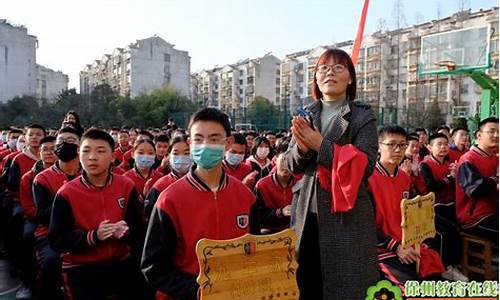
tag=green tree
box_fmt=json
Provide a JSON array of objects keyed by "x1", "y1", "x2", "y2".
[
  {"x1": 247, "y1": 96, "x2": 280, "y2": 131},
  {"x1": 425, "y1": 99, "x2": 446, "y2": 131}
]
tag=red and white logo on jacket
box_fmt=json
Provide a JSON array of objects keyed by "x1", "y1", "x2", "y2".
[
  {"x1": 236, "y1": 214, "x2": 249, "y2": 229},
  {"x1": 117, "y1": 197, "x2": 126, "y2": 209}
]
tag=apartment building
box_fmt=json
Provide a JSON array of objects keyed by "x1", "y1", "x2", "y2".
[
  {"x1": 35, "y1": 64, "x2": 68, "y2": 101},
  {"x1": 80, "y1": 36, "x2": 191, "y2": 98},
  {"x1": 0, "y1": 20, "x2": 37, "y2": 103},
  {"x1": 193, "y1": 53, "x2": 281, "y2": 123}
]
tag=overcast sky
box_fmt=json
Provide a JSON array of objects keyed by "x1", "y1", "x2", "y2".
[{"x1": 2, "y1": 0, "x2": 497, "y2": 90}]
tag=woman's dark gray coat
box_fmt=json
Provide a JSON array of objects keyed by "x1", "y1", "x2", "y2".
[{"x1": 285, "y1": 99, "x2": 380, "y2": 299}]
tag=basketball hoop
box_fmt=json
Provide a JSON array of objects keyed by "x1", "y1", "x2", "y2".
[{"x1": 435, "y1": 60, "x2": 457, "y2": 71}]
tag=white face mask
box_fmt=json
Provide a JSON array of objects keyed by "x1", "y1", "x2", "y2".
[
  {"x1": 256, "y1": 147, "x2": 270, "y2": 159},
  {"x1": 16, "y1": 140, "x2": 26, "y2": 151}
]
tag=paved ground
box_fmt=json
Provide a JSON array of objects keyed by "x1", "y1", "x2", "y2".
[{"x1": 0, "y1": 260, "x2": 19, "y2": 300}]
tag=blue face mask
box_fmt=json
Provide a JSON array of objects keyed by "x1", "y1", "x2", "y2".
[
  {"x1": 135, "y1": 154, "x2": 155, "y2": 169},
  {"x1": 7, "y1": 139, "x2": 17, "y2": 151},
  {"x1": 191, "y1": 144, "x2": 225, "y2": 170},
  {"x1": 169, "y1": 155, "x2": 193, "y2": 174},
  {"x1": 225, "y1": 152, "x2": 245, "y2": 166}
]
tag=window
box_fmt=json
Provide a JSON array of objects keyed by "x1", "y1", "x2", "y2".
[
  {"x1": 276, "y1": 78, "x2": 280, "y2": 85},
  {"x1": 164, "y1": 53, "x2": 171, "y2": 62}
]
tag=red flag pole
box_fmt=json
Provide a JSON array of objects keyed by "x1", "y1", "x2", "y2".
[{"x1": 351, "y1": 0, "x2": 370, "y2": 65}]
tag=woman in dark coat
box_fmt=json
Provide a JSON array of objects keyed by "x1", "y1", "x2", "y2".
[{"x1": 284, "y1": 48, "x2": 379, "y2": 299}]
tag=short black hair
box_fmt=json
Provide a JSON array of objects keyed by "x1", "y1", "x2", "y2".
[
  {"x1": 81, "y1": 128, "x2": 115, "y2": 150},
  {"x1": 378, "y1": 125, "x2": 407, "y2": 141},
  {"x1": 118, "y1": 130, "x2": 129, "y2": 135},
  {"x1": 276, "y1": 137, "x2": 291, "y2": 154},
  {"x1": 58, "y1": 125, "x2": 82, "y2": 138},
  {"x1": 138, "y1": 130, "x2": 154, "y2": 141},
  {"x1": 27, "y1": 124, "x2": 46, "y2": 135},
  {"x1": 154, "y1": 134, "x2": 170, "y2": 144},
  {"x1": 188, "y1": 108, "x2": 231, "y2": 137},
  {"x1": 232, "y1": 133, "x2": 246, "y2": 146},
  {"x1": 245, "y1": 131, "x2": 257, "y2": 138},
  {"x1": 251, "y1": 136, "x2": 270, "y2": 155},
  {"x1": 167, "y1": 134, "x2": 189, "y2": 154},
  {"x1": 40, "y1": 136, "x2": 56, "y2": 145},
  {"x1": 436, "y1": 125, "x2": 451, "y2": 132},
  {"x1": 428, "y1": 133, "x2": 449, "y2": 145},
  {"x1": 8, "y1": 128, "x2": 23, "y2": 135},
  {"x1": 478, "y1": 117, "x2": 499, "y2": 131},
  {"x1": 407, "y1": 133, "x2": 419, "y2": 143},
  {"x1": 451, "y1": 127, "x2": 468, "y2": 136},
  {"x1": 133, "y1": 139, "x2": 156, "y2": 151},
  {"x1": 414, "y1": 128, "x2": 427, "y2": 134},
  {"x1": 265, "y1": 131, "x2": 276, "y2": 136}
]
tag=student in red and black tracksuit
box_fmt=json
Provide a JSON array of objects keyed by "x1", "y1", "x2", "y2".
[
  {"x1": 49, "y1": 129, "x2": 145, "y2": 300},
  {"x1": 33, "y1": 127, "x2": 82, "y2": 300},
  {"x1": 144, "y1": 134, "x2": 191, "y2": 219},
  {"x1": 222, "y1": 133, "x2": 253, "y2": 181},
  {"x1": 123, "y1": 139, "x2": 163, "y2": 203},
  {"x1": 142, "y1": 108, "x2": 259, "y2": 300},
  {"x1": 119, "y1": 130, "x2": 154, "y2": 171},
  {"x1": 449, "y1": 127, "x2": 469, "y2": 162},
  {"x1": 153, "y1": 134, "x2": 170, "y2": 170},
  {"x1": 400, "y1": 134, "x2": 427, "y2": 196},
  {"x1": 18, "y1": 136, "x2": 57, "y2": 298},
  {"x1": 456, "y1": 117, "x2": 499, "y2": 244},
  {"x1": 415, "y1": 128, "x2": 430, "y2": 160},
  {"x1": 254, "y1": 137, "x2": 296, "y2": 234},
  {"x1": 113, "y1": 130, "x2": 131, "y2": 166},
  {"x1": 369, "y1": 126, "x2": 445, "y2": 291},
  {"x1": 243, "y1": 136, "x2": 273, "y2": 190},
  {"x1": 419, "y1": 133, "x2": 465, "y2": 280},
  {"x1": 0, "y1": 128, "x2": 23, "y2": 167},
  {"x1": 6, "y1": 124, "x2": 45, "y2": 297}
]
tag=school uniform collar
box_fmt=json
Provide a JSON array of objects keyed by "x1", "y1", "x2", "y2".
[
  {"x1": 80, "y1": 171, "x2": 113, "y2": 190},
  {"x1": 247, "y1": 155, "x2": 271, "y2": 170},
  {"x1": 169, "y1": 170, "x2": 181, "y2": 180},
  {"x1": 430, "y1": 154, "x2": 449, "y2": 165},
  {"x1": 53, "y1": 161, "x2": 82, "y2": 177},
  {"x1": 471, "y1": 145, "x2": 491, "y2": 157},
  {"x1": 375, "y1": 161, "x2": 398, "y2": 177},
  {"x1": 186, "y1": 168, "x2": 228, "y2": 192},
  {"x1": 271, "y1": 172, "x2": 294, "y2": 189},
  {"x1": 133, "y1": 165, "x2": 153, "y2": 180}
]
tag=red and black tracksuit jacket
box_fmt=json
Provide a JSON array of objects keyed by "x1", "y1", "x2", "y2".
[
  {"x1": 0, "y1": 151, "x2": 19, "y2": 180},
  {"x1": 123, "y1": 167, "x2": 163, "y2": 201},
  {"x1": 456, "y1": 146, "x2": 499, "y2": 228},
  {"x1": 0, "y1": 148, "x2": 16, "y2": 173},
  {"x1": 222, "y1": 160, "x2": 252, "y2": 181},
  {"x1": 6, "y1": 152, "x2": 37, "y2": 200},
  {"x1": 19, "y1": 160, "x2": 46, "y2": 221},
  {"x1": 48, "y1": 173, "x2": 143, "y2": 269},
  {"x1": 368, "y1": 162, "x2": 445, "y2": 278},
  {"x1": 141, "y1": 170, "x2": 259, "y2": 300},
  {"x1": 33, "y1": 162, "x2": 82, "y2": 238},
  {"x1": 144, "y1": 171, "x2": 182, "y2": 219},
  {"x1": 254, "y1": 172, "x2": 296, "y2": 232},
  {"x1": 114, "y1": 145, "x2": 131, "y2": 166},
  {"x1": 448, "y1": 144, "x2": 468, "y2": 163},
  {"x1": 420, "y1": 155, "x2": 455, "y2": 204}
]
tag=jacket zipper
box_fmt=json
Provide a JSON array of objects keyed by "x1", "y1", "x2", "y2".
[{"x1": 213, "y1": 191, "x2": 220, "y2": 239}]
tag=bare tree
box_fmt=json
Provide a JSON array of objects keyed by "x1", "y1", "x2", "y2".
[
  {"x1": 458, "y1": 0, "x2": 471, "y2": 12},
  {"x1": 392, "y1": 0, "x2": 407, "y2": 124}
]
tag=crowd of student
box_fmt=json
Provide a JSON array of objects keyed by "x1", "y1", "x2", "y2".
[{"x1": 0, "y1": 107, "x2": 497, "y2": 300}]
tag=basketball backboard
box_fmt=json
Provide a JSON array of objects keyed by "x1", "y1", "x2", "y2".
[{"x1": 419, "y1": 26, "x2": 490, "y2": 76}]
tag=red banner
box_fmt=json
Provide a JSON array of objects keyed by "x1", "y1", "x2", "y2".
[{"x1": 351, "y1": 0, "x2": 370, "y2": 65}]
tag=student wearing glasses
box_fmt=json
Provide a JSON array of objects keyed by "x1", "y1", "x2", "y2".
[
  {"x1": 456, "y1": 117, "x2": 499, "y2": 244},
  {"x1": 284, "y1": 48, "x2": 379, "y2": 299}
]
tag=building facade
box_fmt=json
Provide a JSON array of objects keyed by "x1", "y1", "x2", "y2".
[
  {"x1": 0, "y1": 20, "x2": 37, "y2": 103},
  {"x1": 193, "y1": 53, "x2": 281, "y2": 123},
  {"x1": 35, "y1": 64, "x2": 68, "y2": 101},
  {"x1": 80, "y1": 36, "x2": 191, "y2": 98}
]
